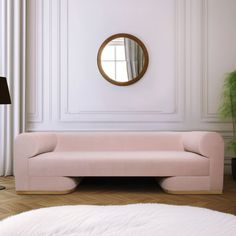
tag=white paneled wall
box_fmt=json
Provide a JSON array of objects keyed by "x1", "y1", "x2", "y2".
[{"x1": 26, "y1": 0, "x2": 236, "y2": 172}]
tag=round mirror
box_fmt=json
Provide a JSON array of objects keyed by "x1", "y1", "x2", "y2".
[{"x1": 97, "y1": 33, "x2": 149, "y2": 86}]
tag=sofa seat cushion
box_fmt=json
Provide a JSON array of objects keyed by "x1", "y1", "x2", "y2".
[{"x1": 28, "y1": 151, "x2": 209, "y2": 177}]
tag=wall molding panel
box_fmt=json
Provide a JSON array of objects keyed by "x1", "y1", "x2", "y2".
[
  {"x1": 200, "y1": 0, "x2": 236, "y2": 122},
  {"x1": 58, "y1": 0, "x2": 186, "y2": 124},
  {"x1": 26, "y1": 0, "x2": 236, "y2": 137},
  {"x1": 27, "y1": 0, "x2": 44, "y2": 123},
  {"x1": 201, "y1": 0, "x2": 219, "y2": 121}
]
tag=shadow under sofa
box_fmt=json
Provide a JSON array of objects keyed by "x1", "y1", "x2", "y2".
[{"x1": 14, "y1": 131, "x2": 224, "y2": 194}]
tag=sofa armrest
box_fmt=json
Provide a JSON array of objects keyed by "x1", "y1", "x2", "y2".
[
  {"x1": 14, "y1": 132, "x2": 57, "y2": 159},
  {"x1": 14, "y1": 132, "x2": 57, "y2": 191},
  {"x1": 182, "y1": 131, "x2": 224, "y2": 158},
  {"x1": 182, "y1": 131, "x2": 224, "y2": 191}
]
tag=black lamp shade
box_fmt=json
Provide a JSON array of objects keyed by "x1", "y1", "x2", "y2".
[{"x1": 0, "y1": 77, "x2": 11, "y2": 104}]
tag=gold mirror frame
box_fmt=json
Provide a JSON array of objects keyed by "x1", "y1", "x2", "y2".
[{"x1": 97, "y1": 33, "x2": 149, "y2": 86}]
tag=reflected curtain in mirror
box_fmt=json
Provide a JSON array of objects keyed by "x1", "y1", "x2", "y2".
[{"x1": 124, "y1": 38, "x2": 144, "y2": 81}]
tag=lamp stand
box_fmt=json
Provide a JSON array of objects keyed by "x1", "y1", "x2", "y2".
[{"x1": 0, "y1": 76, "x2": 12, "y2": 191}]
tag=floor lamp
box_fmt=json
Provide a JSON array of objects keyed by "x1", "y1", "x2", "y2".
[{"x1": 0, "y1": 77, "x2": 11, "y2": 190}]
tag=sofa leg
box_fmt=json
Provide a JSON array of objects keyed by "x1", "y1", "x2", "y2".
[
  {"x1": 16, "y1": 177, "x2": 82, "y2": 195},
  {"x1": 16, "y1": 189, "x2": 76, "y2": 195},
  {"x1": 156, "y1": 176, "x2": 223, "y2": 194},
  {"x1": 162, "y1": 189, "x2": 222, "y2": 195}
]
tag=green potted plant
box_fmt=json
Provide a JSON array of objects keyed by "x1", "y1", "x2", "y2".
[{"x1": 219, "y1": 70, "x2": 236, "y2": 180}]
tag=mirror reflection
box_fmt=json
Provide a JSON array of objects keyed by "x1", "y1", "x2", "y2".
[{"x1": 97, "y1": 34, "x2": 149, "y2": 86}]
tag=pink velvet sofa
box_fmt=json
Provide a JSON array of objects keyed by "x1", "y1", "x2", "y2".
[{"x1": 14, "y1": 131, "x2": 224, "y2": 194}]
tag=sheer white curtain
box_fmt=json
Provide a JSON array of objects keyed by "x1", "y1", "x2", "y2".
[{"x1": 0, "y1": 0, "x2": 26, "y2": 176}]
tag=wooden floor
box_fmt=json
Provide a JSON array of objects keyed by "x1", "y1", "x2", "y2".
[{"x1": 0, "y1": 176, "x2": 236, "y2": 220}]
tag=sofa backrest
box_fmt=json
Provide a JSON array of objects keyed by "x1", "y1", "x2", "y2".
[{"x1": 54, "y1": 132, "x2": 184, "y2": 152}]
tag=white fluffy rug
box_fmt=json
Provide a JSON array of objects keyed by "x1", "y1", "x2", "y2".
[{"x1": 0, "y1": 204, "x2": 236, "y2": 236}]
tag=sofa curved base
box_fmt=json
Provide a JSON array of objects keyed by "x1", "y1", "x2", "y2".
[
  {"x1": 157, "y1": 176, "x2": 223, "y2": 194},
  {"x1": 15, "y1": 176, "x2": 81, "y2": 194}
]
